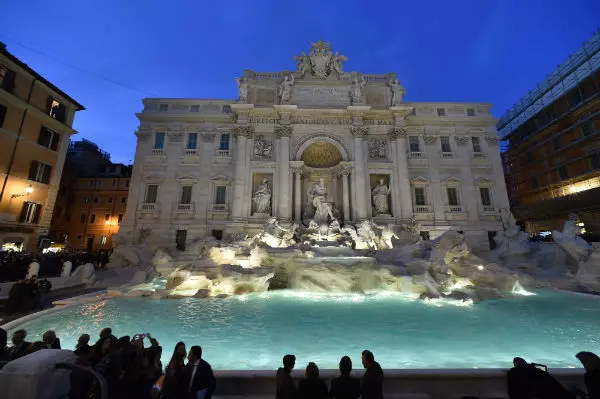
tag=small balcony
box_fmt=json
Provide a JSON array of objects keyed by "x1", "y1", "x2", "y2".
[
  {"x1": 180, "y1": 149, "x2": 200, "y2": 165},
  {"x1": 473, "y1": 152, "x2": 486, "y2": 158},
  {"x1": 441, "y1": 152, "x2": 454, "y2": 159},
  {"x1": 184, "y1": 148, "x2": 197, "y2": 155},
  {"x1": 413, "y1": 204, "x2": 433, "y2": 220},
  {"x1": 481, "y1": 205, "x2": 496, "y2": 213},
  {"x1": 173, "y1": 203, "x2": 195, "y2": 219},
  {"x1": 445, "y1": 205, "x2": 467, "y2": 220},
  {"x1": 214, "y1": 149, "x2": 232, "y2": 165},
  {"x1": 414, "y1": 204, "x2": 432, "y2": 213},
  {"x1": 145, "y1": 149, "x2": 167, "y2": 165},
  {"x1": 407, "y1": 151, "x2": 428, "y2": 167},
  {"x1": 208, "y1": 203, "x2": 229, "y2": 219},
  {"x1": 137, "y1": 202, "x2": 160, "y2": 218},
  {"x1": 152, "y1": 148, "x2": 165, "y2": 155}
]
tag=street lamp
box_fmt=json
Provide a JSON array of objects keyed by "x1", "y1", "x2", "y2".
[{"x1": 11, "y1": 185, "x2": 33, "y2": 199}]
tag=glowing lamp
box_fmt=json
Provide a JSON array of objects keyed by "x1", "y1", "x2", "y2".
[{"x1": 25, "y1": 185, "x2": 33, "y2": 194}]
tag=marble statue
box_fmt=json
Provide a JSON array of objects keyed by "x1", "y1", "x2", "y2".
[
  {"x1": 371, "y1": 179, "x2": 392, "y2": 215},
  {"x1": 252, "y1": 178, "x2": 272, "y2": 215},
  {"x1": 368, "y1": 140, "x2": 387, "y2": 159},
  {"x1": 278, "y1": 75, "x2": 295, "y2": 105},
  {"x1": 387, "y1": 78, "x2": 405, "y2": 106},
  {"x1": 256, "y1": 217, "x2": 298, "y2": 248},
  {"x1": 313, "y1": 195, "x2": 335, "y2": 225},
  {"x1": 377, "y1": 223, "x2": 400, "y2": 249},
  {"x1": 552, "y1": 213, "x2": 591, "y2": 262},
  {"x1": 493, "y1": 208, "x2": 530, "y2": 258},
  {"x1": 235, "y1": 77, "x2": 249, "y2": 103},
  {"x1": 350, "y1": 75, "x2": 366, "y2": 105},
  {"x1": 305, "y1": 178, "x2": 327, "y2": 218},
  {"x1": 254, "y1": 135, "x2": 272, "y2": 158},
  {"x1": 293, "y1": 52, "x2": 311, "y2": 77},
  {"x1": 330, "y1": 52, "x2": 347, "y2": 77},
  {"x1": 357, "y1": 220, "x2": 378, "y2": 249}
]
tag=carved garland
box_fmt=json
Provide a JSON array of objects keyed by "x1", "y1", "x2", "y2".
[
  {"x1": 454, "y1": 136, "x2": 469, "y2": 146},
  {"x1": 423, "y1": 135, "x2": 437, "y2": 145},
  {"x1": 351, "y1": 126, "x2": 369, "y2": 137},
  {"x1": 232, "y1": 124, "x2": 255, "y2": 138},
  {"x1": 388, "y1": 127, "x2": 407, "y2": 139},
  {"x1": 274, "y1": 125, "x2": 293, "y2": 137},
  {"x1": 486, "y1": 135, "x2": 499, "y2": 146}
]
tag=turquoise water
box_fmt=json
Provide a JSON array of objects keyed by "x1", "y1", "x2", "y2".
[{"x1": 8, "y1": 290, "x2": 600, "y2": 370}]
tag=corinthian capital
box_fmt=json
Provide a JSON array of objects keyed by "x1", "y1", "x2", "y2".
[
  {"x1": 388, "y1": 127, "x2": 407, "y2": 139},
  {"x1": 232, "y1": 124, "x2": 255, "y2": 138},
  {"x1": 274, "y1": 125, "x2": 293, "y2": 137},
  {"x1": 351, "y1": 126, "x2": 369, "y2": 137}
]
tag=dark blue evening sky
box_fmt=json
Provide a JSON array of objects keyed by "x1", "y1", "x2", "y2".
[{"x1": 1, "y1": 0, "x2": 598, "y2": 164}]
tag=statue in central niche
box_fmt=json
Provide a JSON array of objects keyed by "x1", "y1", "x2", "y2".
[{"x1": 307, "y1": 178, "x2": 334, "y2": 225}]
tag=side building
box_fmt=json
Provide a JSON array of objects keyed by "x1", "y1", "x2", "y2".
[
  {"x1": 121, "y1": 42, "x2": 509, "y2": 251},
  {"x1": 498, "y1": 31, "x2": 600, "y2": 236},
  {"x1": 0, "y1": 42, "x2": 84, "y2": 251},
  {"x1": 50, "y1": 139, "x2": 131, "y2": 251}
]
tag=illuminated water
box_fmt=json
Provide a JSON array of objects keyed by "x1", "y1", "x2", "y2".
[{"x1": 9, "y1": 290, "x2": 600, "y2": 369}]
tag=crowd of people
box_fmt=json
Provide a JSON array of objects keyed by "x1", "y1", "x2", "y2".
[
  {"x1": 1, "y1": 326, "x2": 599, "y2": 399},
  {"x1": 4, "y1": 275, "x2": 53, "y2": 313},
  {"x1": 0, "y1": 249, "x2": 110, "y2": 284}
]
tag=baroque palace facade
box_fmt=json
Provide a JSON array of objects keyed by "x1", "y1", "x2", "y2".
[{"x1": 121, "y1": 41, "x2": 508, "y2": 251}]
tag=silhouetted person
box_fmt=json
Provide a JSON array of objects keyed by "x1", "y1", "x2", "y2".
[
  {"x1": 297, "y1": 362, "x2": 328, "y2": 399},
  {"x1": 74, "y1": 334, "x2": 91, "y2": 356},
  {"x1": 507, "y1": 357, "x2": 571, "y2": 399},
  {"x1": 185, "y1": 345, "x2": 216, "y2": 399},
  {"x1": 361, "y1": 350, "x2": 383, "y2": 399},
  {"x1": 0, "y1": 328, "x2": 7, "y2": 361},
  {"x1": 163, "y1": 342, "x2": 187, "y2": 399},
  {"x1": 100, "y1": 327, "x2": 112, "y2": 339},
  {"x1": 42, "y1": 330, "x2": 61, "y2": 349},
  {"x1": 276, "y1": 354, "x2": 296, "y2": 399},
  {"x1": 577, "y1": 352, "x2": 600, "y2": 399},
  {"x1": 330, "y1": 356, "x2": 360, "y2": 399},
  {"x1": 7, "y1": 329, "x2": 30, "y2": 360}
]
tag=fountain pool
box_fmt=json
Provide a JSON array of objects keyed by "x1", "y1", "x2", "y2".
[{"x1": 8, "y1": 289, "x2": 600, "y2": 370}]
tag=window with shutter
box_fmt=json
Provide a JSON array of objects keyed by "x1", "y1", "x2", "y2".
[
  {"x1": 1, "y1": 69, "x2": 16, "y2": 92},
  {"x1": 440, "y1": 136, "x2": 451, "y2": 153},
  {"x1": 0, "y1": 104, "x2": 6, "y2": 128},
  {"x1": 480, "y1": 188, "x2": 492, "y2": 206},
  {"x1": 408, "y1": 136, "x2": 420, "y2": 152},
  {"x1": 19, "y1": 202, "x2": 41, "y2": 224},
  {"x1": 215, "y1": 186, "x2": 226, "y2": 204},
  {"x1": 145, "y1": 185, "x2": 158, "y2": 203},
  {"x1": 180, "y1": 186, "x2": 193, "y2": 204},
  {"x1": 28, "y1": 161, "x2": 39, "y2": 181},
  {"x1": 447, "y1": 187, "x2": 459, "y2": 206},
  {"x1": 414, "y1": 188, "x2": 426, "y2": 205}
]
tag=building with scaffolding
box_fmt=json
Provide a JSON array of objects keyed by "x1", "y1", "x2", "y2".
[{"x1": 498, "y1": 31, "x2": 600, "y2": 237}]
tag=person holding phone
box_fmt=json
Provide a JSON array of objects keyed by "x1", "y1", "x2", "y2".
[{"x1": 185, "y1": 345, "x2": 216, "y2": 399}]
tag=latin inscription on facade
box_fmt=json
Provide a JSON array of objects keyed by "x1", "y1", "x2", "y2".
[{"x1": 293, "y1": 86, "x2": 349, "y2": 107}]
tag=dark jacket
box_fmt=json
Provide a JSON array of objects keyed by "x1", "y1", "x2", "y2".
[
  {"x1": 584, "y1": 369, "x2": 600, "y2": 399},
  {"x1": 361, "y1": 362, "x2": 384, "y2": 399},
  {"x1": 329, "y1": 374, "x2": 360, "y2": 399},
  {"x1": 185, "y1": 358, "x2": 216, "y2": 399},
  {"x1": 297, "y1": 377, "x2": 328, "y2": 399},
  {"x1": 507, "y1": 364, "x2": 571, "y2": 399},
  {"x1": 46, "y1": 338, "x2": 61, "y2": 349},
  {"x1": 7, "y1": 341, "x2": 31, "y2": 360},
  {"x1": 276, "y1": 367, "x2": 296, "y2": 399}
]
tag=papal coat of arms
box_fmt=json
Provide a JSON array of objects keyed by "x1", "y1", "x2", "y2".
[{"x1": 293, "y1": 40, "x2": 347, "y2": 79}]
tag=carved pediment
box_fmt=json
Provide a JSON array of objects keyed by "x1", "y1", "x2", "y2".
[
  {"x1": 410, "y1": 176, "x2": 429, "y2": 186},
  {"x1": 211, "y1": 175, "x2": 232, "y2": 185},
  {"x1": 442, "y1": 176, "x2": 461, "y2": 185},
  {"x1": 143, "y1": 173, "x2": 165, "y2": 182},
  {"x1": 474, "y1": 177, "x2": 493, "y2": 186},
  {"x1": 176, "y1": 175, "x2": 199, "y2": 183}
]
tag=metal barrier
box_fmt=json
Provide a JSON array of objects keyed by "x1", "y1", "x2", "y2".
[{"x1": 0, "y1": 360, "x2": 107, "y2": 399}]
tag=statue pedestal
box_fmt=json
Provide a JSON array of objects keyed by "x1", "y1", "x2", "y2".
[
  {"x1": 374, "y1": 213, "x2": 393, "y2": 219},
  {"x1": 251, "y1": 213, "x2": 270, "y2": 219}
]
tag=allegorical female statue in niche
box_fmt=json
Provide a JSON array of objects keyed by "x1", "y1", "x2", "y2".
[
  {"x1": 252, "y1": 178, "x2": 272, "y2": 214},
  {"x1": 371, "y1": 178, "x2": 392, "y2": 215}
]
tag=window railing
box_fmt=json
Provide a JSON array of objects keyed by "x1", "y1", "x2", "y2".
[
  {"x1": 209, "y1": 204, "x2": 228, "y2": 212},
  {"x1": 409, "y1": 152, "x2": 426, "y2": 158},
  {"x1": 441, "y1": 152, "x2": 454, "y2": 158},
  {"x1": 481, "y1": 205, "x2": 496, "y2": 213},
  {"x1": 446, "y1": 205, "x2": 463, "y2": 213},
  {"x1": 216, "y1": 149, "x2": 231, "y2": 157},
  {"x1": 176, "y1": 203, "x2": 194, "y2": 211},
  {"x1": 141, "y1": 203, "x2": 156, "y2": 211},
  {"x1": 473, "y1": 152, "x2": 487, "y2": 158},
  {"x1": 151, "y1": 148, "x2": 165, "y2": 155},
  {"x1": 184, "y1": 148, "x2": 197, "y2": 155},
  {"x1": 414, "y1": 205, "x2": 432, "y2": 213}
]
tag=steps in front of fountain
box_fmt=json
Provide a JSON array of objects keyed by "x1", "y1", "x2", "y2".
[{"x1": 296, "y1": 256, "x2": 376, "y2": 267}]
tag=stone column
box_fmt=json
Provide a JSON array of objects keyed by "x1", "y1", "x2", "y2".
[
  {"x1": 291, "y1": 164, "x2": 304, "y2": 223},
  {"x1": 454, "y1": 135, "x2": 478, "y2": 221},
  {"x1": 231, "y1": 125, "x2": 253, "y2": 221},
  {"x1": 423, "y1": 134, "x2": 445, "y2": 220},
  {"x1": 340, "y1": 165, "x2": 352, "y2": 223},
  {"x1": 486, "y1": 134, "x2": 510, "y2": 210},
  {"x1": 351, "y1": 126, "x2": 369, "y2": 220},
  {"x1": 390, "y1": 127, "x2": 413, "y2": 220},
  {"x1": 275, "y1": 125, "x2": 292, "y2": 221}
]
